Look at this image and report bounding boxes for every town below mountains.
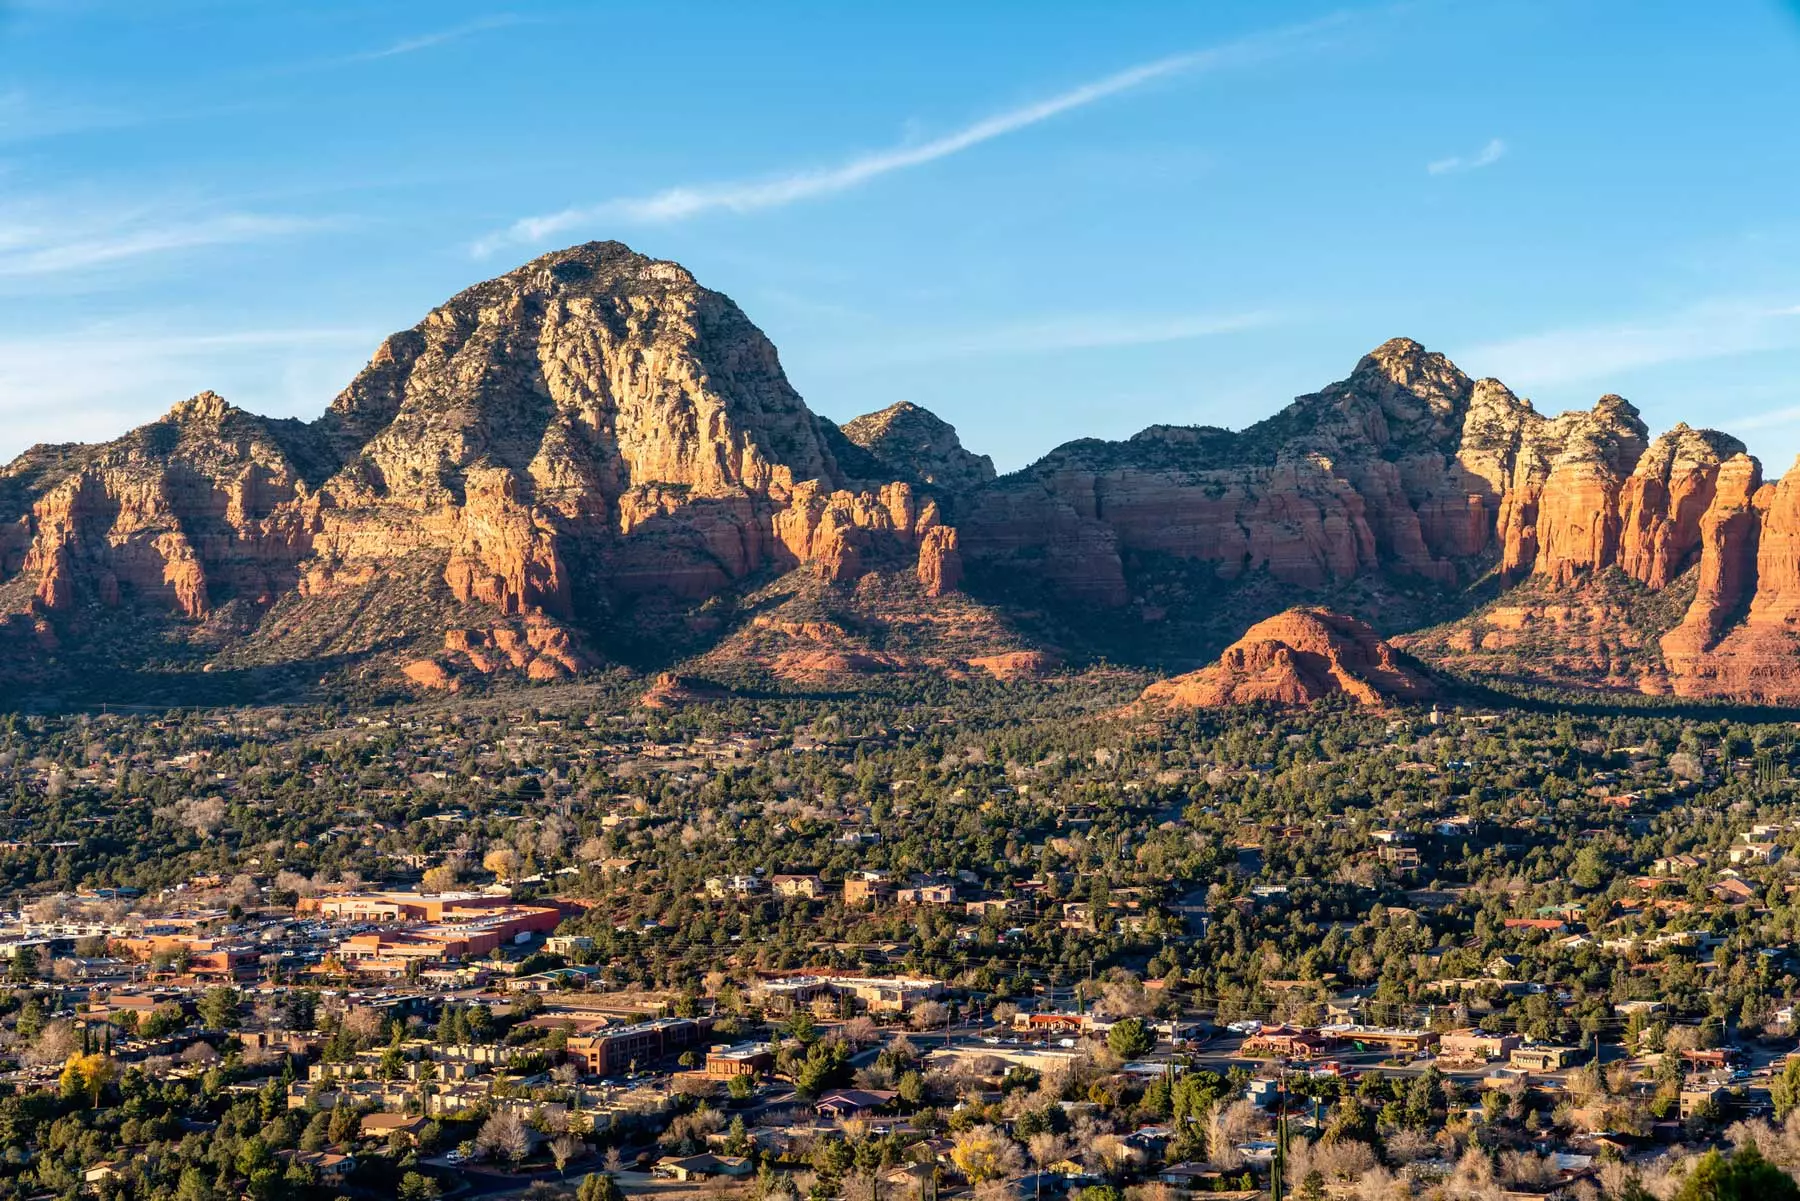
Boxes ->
[4,245,1800,1201]
[2,240,1796,713]
[0,672,1798,1200]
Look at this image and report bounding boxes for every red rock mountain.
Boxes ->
[1139,608,1433,708]
[958,338,1796,703]
[0,243,979,693]
[1,241,1795,704]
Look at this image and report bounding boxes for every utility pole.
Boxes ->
[1271,1066,1289,1201]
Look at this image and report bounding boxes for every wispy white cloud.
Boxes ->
[817,309,1278,370]
[474,13,1349,254]
[1729,403,1800,433]
[0,87,136,143]
[0,211,326,277]
[1459,298,1800,387]
[1427,137,1506,176]
[342,14,523,63]
[0,325,378,459]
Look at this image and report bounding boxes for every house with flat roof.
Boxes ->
[705,1041,775,1077]
[1511,1045,1581,1072]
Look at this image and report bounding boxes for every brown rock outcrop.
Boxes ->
[1661,453,1764,669]
[302,241,931,614]
[955,334,1800,703]
[402,658,459,691]
[1751,468,1800,627]
[9,391,324,619]
[1617,426,1745,589]
[957,348,1730,603]
[639,672,729,708]
[442,466,572,617]
[840,401,996,496]
[1140,607,1433,709]
[443,619,594,677]
[968,650,1059,680]
[916,525,962,597]
[1515,396,1650,585]
[1661,460,1800,701]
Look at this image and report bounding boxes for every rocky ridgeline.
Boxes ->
[841,401,997,497]
[960,338,1799,702]
[0,243,969,690]
[1,242,1795,703]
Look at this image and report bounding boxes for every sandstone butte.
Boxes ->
[0,239,1796,704]
[1139,607,1434,710]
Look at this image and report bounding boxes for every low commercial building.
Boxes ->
[1439,1030,1523,1064]
[1511,1045,1582,1072]
[705,1042,775,1077]
[565,1017,713,1076]
[1321,1025,1439,1054]
[307,890,518,923]
[754,973,943,1015]
[112,935,259,978]
[1242,1026,1337,1060]
[331,904,562,974]
[1013,1011,1087,1035]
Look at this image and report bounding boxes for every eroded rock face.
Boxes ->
[964,342,1647,599]
[1662,460,1800,701]
[967,650,1060,680]
[1618,426,1745,590]
[1501,395,1650,586]
[955,347,1727,600]
[954,336,1796,702]
[961,339,1481,598]
[638,671,730,708]
[916,525,962,597]
[1140,607,1433,709]
[2,245,1795,704]
[1662,454,1765,667]
[9,391,325,619]
[442,465,571,617]
[1,242,969,686]
[306,240,938,614]
[840,401,996,497]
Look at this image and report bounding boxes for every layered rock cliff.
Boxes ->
[959,338,1794,701]
[959,339,1493,605]
[958,342,1691,603]
[6,391,328,620]
[1659,460,1800,702]
[303,240,957,620]
[3,243,1796,705]
[0,242,980,693]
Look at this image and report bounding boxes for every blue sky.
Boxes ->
[3,0,1799,475]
